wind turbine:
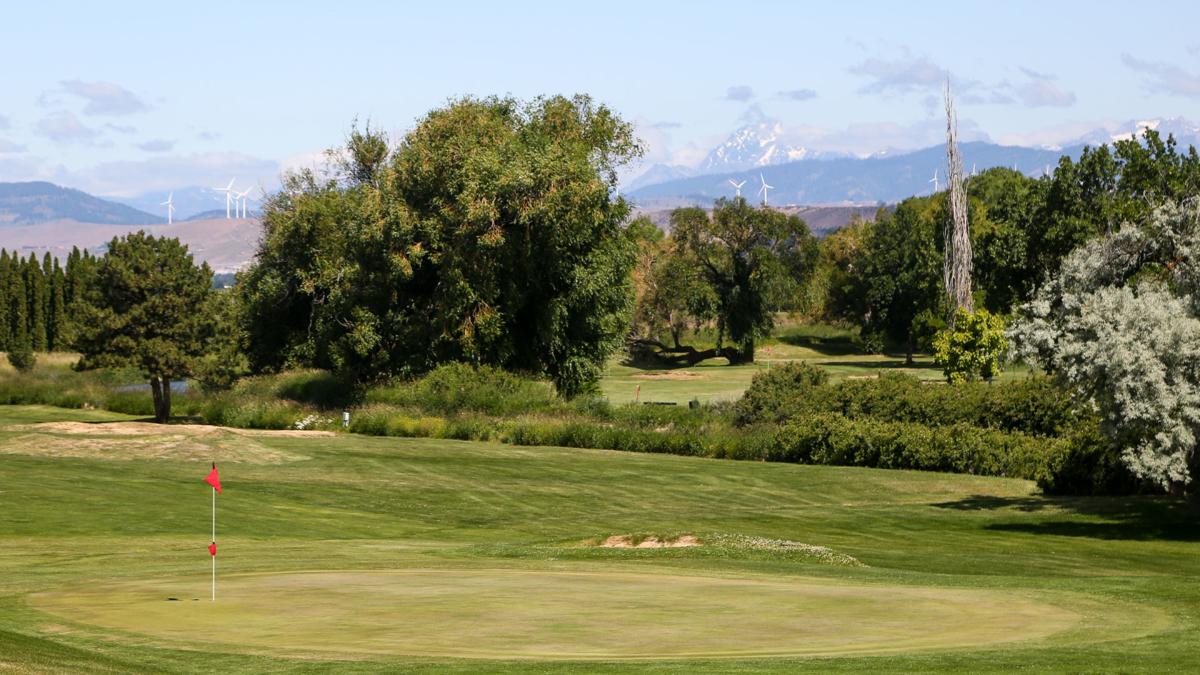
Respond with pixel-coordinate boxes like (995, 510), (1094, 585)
(159, 192), (175, 225)
(235, 186), (252, 218)
(757, 173), (773, 206)
(729, 178), (746, 198)
(214, 178), (236, 219)
(929, 169), (939, 194)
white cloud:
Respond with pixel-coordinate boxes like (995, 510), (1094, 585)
(136, 139), (175, 153)
(777, 89), (818, 101)
(35, 111), (100, 143)
(0, 139), (28, 153)
(722, 85), (755, 102)
(56, 79), (149, 116)
(1122, 53), (1200, 99)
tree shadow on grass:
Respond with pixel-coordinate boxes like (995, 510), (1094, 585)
(775, 332), (862, 356)
(933, 494), (1200, 541)
(814, 359), (942, 372)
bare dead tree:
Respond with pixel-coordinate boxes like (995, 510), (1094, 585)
(943, 79), (974, 319)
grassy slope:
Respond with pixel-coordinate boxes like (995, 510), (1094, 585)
(0, 405), (1197, 672)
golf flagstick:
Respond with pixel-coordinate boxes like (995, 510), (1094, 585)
(204, 463), (222, 602)
(212, 486), (216, 601)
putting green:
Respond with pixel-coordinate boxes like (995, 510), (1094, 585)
(32, 568), (1098, 659)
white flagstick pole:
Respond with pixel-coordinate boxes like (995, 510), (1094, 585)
(212, 485), (216, 602)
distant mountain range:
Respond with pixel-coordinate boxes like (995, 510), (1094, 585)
(112, 185), (263, 221)
(0, 182), (159, 226)
(627, 116), (1200, 206)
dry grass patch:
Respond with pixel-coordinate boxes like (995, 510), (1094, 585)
(0, 421), (313, 464)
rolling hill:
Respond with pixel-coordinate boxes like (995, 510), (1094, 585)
(0, 181), (159, 226)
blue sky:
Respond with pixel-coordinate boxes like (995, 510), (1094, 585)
(1, 0), (1197, 197)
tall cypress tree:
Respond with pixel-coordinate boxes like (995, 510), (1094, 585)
(0, 250), (11, 351)
(8, 254), (28, 352)
(26, 253), (48, 352)
(48, 256), (66, 351)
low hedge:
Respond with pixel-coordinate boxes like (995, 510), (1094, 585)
(736, 366), (1084, 437)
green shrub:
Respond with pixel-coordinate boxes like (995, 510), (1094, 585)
(774, 413), (1053, 480)
(733, 362), (829, 425)
(933, 308), (1008, 383)
(738, 371), (1081, 438)
(1037, 425), (1141, 495)
(6, 348), (36, 373)
(366, 364), (556, 416)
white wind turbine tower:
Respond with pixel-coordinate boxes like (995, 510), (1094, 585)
(929, 169), (939, 194)
(160, 192), (175, 225)
(757, 173), (773, 206)
(235, 186), (252, 218)
(214, 178), (236, 219)
(729, 179), (746, 198)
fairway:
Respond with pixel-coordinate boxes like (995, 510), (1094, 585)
(0, 404), (1196, 672)
(33, 569), (1087, 659)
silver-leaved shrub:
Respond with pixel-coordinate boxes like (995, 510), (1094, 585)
(1010, 200), (1200, 492)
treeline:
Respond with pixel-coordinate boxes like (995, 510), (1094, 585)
(0, 247), (96, 353)
(808, 129), (1200, 356)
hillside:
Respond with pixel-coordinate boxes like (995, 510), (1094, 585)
(0, 216), (261, 272)
(635, 203), (884, 235)
(0, 182), (160, 226)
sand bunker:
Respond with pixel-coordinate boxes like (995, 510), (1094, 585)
(0, 421), (314, 464)
(633, 370), (705, 380)
(599, 534), (700, 548)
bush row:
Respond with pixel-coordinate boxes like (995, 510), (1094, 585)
(735, 363), (1085, 437)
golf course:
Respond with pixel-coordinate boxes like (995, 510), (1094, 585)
(1, 403), (1196, 672)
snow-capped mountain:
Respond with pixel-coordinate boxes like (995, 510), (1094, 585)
(1066, 117), (1200, 149)
(699, 108), (848, 173)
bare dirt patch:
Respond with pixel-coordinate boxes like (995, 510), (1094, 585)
(632, 370), (705, 381)
(0, 421), (311, 464)
(599, 535), (701, 548)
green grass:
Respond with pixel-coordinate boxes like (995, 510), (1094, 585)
(600, 323), (1031, 405)
(0, 404), (1197, 671)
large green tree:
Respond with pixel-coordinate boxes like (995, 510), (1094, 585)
(665, 197), (816, 364)
(857, 198), (944, 363)
(74, 233), (216, 422)
(242, 95), (641, 396)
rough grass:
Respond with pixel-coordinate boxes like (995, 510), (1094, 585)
(0, 405), (1197, 671)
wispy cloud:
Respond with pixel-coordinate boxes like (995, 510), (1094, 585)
(35, 111), (100, 143)
(777, 89), (817, 101)
(136, 139), (175, 153)
(848, 51), (944, 95)
(1013, 68), (1076, 107)
(105, 123), (138, 134)
(53, 79), (150, 116)
(0, 114), (10, 130)
(722, 85), (755, 102)
(651, 121), (682, 129)
(850, 51), (1075, 109)
(1122, 53), (1200, 99)
(0, 139), (27, 153)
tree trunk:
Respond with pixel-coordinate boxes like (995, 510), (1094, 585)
(149, 376), (165, 423)
(905, 330), (915, 366)
(161, 377), (172, 423)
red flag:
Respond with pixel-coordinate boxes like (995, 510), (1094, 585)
(205, 463), (221, 494)
(208, 541), (217, 556)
